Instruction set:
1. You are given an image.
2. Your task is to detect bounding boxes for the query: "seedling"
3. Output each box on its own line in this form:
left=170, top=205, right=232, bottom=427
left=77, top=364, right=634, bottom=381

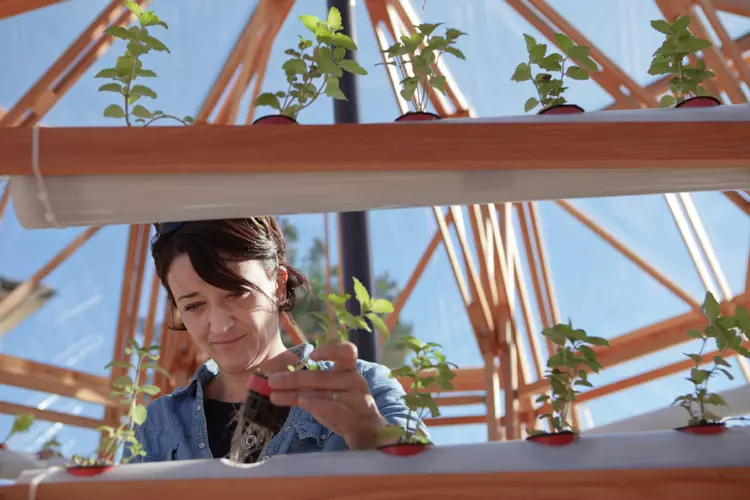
left=512, top=33, right=597, bottom=113
left=530, top=322, right=609, bottom=437
left=648, top=15, right=716, bottom=107
left=378, top=337, right=457, bottom=447
left=289, top=277, right=393, bottom=371
left=69, top=339, right=169, bottom=467
left=254, top=7, right=367, bottom=120
left=2, top=413, right=34, bottom=445
left=379, top=23, right=466, bottom=115
left=95, top=1, right=193, bottom=126
left=38, top=438, right=62, bottom=460
left=673, top=292, right=750, bottom=427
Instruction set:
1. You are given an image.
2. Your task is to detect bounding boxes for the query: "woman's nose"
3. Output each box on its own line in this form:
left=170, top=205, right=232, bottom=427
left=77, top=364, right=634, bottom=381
left=209, top=307, right=235, bottom=333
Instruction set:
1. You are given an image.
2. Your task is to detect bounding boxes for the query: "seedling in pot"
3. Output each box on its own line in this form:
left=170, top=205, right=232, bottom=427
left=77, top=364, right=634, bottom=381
left=253, top=7, right=367, bottom=124
left=648, top=15, right=717, bottom=108
left=379, top=23, right=466, bottom=121
left=511, top=33, right=598, bottom=115
left=673, top=291, right=750, bottom=435
left=67, top=339, right=169, bottom=474
left=0, top=413, right=34, bottom=450
left=95, top=1, right=193, bottom=127
left=377, top=337, right=457, bottom=455
left=529, top=322, right=610, bottom=446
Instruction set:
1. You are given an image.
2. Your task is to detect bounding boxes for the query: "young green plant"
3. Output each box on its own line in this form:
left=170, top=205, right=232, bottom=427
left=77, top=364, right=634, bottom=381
left=254, top=7, right=367, bottom=120
left=511, top=33, right=598, bottom=112
left=672, top=291, right=750, bottom=426
left=531, top=322, right=610, bottom=435
left=2, top=413, right=34, bottom=444
left=289, top=277, right=393, bottom=371
left=70, top=339, right=170, bottom=466
left=377, top=337, right=457, bottom=445
left=379, top=23, right=466, bottom=114
left=648, top=15, right=716, bottom=107
left=96, top=1, right=193, bottom=126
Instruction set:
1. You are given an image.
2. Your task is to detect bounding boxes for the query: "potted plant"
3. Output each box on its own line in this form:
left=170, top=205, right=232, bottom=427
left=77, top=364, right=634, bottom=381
left=66, top=339, right=168, bottom=476
left=528, top=322, right=610, bottom=446
left=95, top=1, right=193, bottom=127
left=380, top=23, right=466, bottom=122
left=376, top=336, right=457, bottom=456
left=511, top=33, right=598, bottom=115
left=648, top=15, right=718, bottom=108
left=252, top=6, right=367, bottom=126
left=37, top=438, right=62, bottom=461
left=672, top=291, right=750, bottom=435
left=0, top=413, right=34, bottom=450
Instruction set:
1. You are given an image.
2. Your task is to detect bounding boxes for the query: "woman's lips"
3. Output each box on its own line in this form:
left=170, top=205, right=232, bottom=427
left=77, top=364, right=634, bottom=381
left=212, top=335, right=246, bottom=346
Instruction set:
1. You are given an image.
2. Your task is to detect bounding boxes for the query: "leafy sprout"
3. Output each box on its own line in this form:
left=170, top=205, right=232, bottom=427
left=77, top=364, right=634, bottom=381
left=379, top=23, right=466, bottom=114
left=96, top=1, right=193, bottom=126
left=672, top=291, right=750, bottom=426
left=378, top=337, right=457, bottom=445
left=648, top=15, right=716, bottom=107
left=530, top=322, right=610, bottom=435
left=71, top=339, right=170, bottom=467
left=288, top=277, right=393, bottom=371
left=511, top=33, right=598, bottom=113
left=254, top=7, right=367, bottom=120
left=3, top=413, right=34, bottom=443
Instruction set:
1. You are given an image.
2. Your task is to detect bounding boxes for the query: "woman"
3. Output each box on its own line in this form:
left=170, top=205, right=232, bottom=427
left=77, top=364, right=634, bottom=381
left=132, top=217, right=425, bottom=463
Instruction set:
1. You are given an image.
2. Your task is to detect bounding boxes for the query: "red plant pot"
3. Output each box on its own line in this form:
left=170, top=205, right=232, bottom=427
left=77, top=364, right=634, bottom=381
left=252, top=115, right=298, bottom=125
left=395, top=111, right=441, bottom=122
left=247, top=372, right=271, bottom=397
left=377, top=443, right=430, bottom=456
left=675, top=422, right=726, bottom=435
left=538, top=104, right=585, bottom=115
left=526, top=431, right=578, bottom=446
left=675, top=96, right=721, bottom=108
left=66, top=465, right=114, bottom=477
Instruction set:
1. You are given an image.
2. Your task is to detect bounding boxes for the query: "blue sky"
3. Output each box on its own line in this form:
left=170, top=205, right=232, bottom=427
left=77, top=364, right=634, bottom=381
left=1, top=0, right=749, bottom=455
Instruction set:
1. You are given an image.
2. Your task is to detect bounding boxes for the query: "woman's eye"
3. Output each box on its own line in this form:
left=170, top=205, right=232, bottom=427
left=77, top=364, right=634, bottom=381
left=228, top=291, right=249, bottom=299
left=184, top=302, right=204, bottom=312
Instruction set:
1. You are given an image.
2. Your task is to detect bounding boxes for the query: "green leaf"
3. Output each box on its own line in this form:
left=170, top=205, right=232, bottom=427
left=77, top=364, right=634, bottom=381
left=139, top=384, right=161, bottom=396
left=95, top=68, right=119, bottom=79
left=339, top=59, right=368, bottom=75
left=430, top=75, right=447, bottom=94
left=555, top=33, right=575, bottom=52
left=103, top=104, right=126, bottom=119
left=10, top=413, right=34, bottom=436
left=443, top=46, right=466, bottom=60
left=671, top=15, right=691, bottom=33
left=105, top=25, right=135, bottom=41
left=687, top=328, right=703, bottom=339
left=417, top=23, right=441, bottom=37
left=522, top=97, right=539, bottom=112
left=112, top=375, right=133, bottom=388
left=282, top=58, right=307, bottom=75
left=327, top=6, right=342, bottom=30
left=105, top=360, right=132, bottom=369
left=133, top=404, right=147, bottom=425
left=136, top=68, right=157, bottom=78
left=529, top=43, right=547, bottom=63
left=707, top=393, right=728, bottom=407
left=683, top=38, right=712, bottom=53
left=367, top=313, right=390, bottom=339
left=254, top=92, right=282, bottom=110
left=523, top=34, right=537, bottom=52
left=719, top=368, right=734, bottom=380
left=130, top=84, right=157, bottom=99
left=133, top=104, right=154, bottom=118
left=299, top=14, right=320, bottom=32
left=565, top=66, right=588, bottom=80
left=124, top=0, right=142, bottom=17
left=690, top=368, right=711, bottom=384
left=713, top=355, right=730, bottom=367
left=538, top=53, right=563, bottom=71
left=660, top=93, right=676, bottom=107
left=369, top=298, right=394, bottom=314
left=651, top=19, right=672, bottom=35
left=140, top=11, right=168, bottom=29
left=703, top=291, right=721, bottom=321
left=98, top=83, right=123, bottom=93
left=578, top=345, right=596, bottom=361
left=352, top=277, right=370, bottom=307
left=142, top=35, right=169, bottom=53
left=330, top=33, right=357, bottom=51
left=685, top=353, right=703, bottom=363
left=511, top=62, right=532, bottom=82
left=584, top=336, right=609, bottom=347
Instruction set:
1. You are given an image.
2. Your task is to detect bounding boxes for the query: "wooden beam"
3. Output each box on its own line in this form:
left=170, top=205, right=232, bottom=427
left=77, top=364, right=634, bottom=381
left=3, top=119, right=750, bottom=176
left=713, top=0, right=750, bottom=16
left=0, top=401, right=103, bottom=430
left=724, top=191, right=750, bottom=215
left=0, top=180, right=10, bottom=228
left=0, top=354, right=112, bottom=406
left=697, top=0, right=750, bottom=88
left=0, top=0, right=68, bottom=20
left=397, top=367, right=485, bottom=393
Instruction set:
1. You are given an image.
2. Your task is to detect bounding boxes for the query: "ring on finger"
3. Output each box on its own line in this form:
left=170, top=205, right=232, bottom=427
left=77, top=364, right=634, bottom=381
left=332, top=390, right=340, bottom=403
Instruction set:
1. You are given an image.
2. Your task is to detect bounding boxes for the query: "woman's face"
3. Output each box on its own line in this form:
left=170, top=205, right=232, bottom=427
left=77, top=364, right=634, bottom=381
left=166, top=253, right=287, bottom=373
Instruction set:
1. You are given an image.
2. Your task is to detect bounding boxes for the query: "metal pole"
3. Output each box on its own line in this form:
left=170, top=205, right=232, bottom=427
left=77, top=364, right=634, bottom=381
left=327, top=0, right=378, bottom=362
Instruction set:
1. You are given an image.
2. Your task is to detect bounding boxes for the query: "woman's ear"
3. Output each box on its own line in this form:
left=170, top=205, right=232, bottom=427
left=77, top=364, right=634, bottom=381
left=276, top=265, right=288, bottom=300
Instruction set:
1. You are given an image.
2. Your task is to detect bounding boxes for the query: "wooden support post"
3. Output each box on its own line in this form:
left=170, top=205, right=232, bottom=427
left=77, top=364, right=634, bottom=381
left=483, top=353, right=500, bottom=441
left=0, top=180, right=10, bottom=229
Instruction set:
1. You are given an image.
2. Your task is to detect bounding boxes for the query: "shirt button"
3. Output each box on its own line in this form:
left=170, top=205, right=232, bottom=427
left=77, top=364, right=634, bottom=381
left=284, top=426, right=291, bottom=432
left=196, top=404, right=202, bottom=411
left=198, top=442, right=206, bottom=449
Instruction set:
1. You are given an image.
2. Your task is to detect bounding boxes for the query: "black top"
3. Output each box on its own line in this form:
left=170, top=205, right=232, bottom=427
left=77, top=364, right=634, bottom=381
left=204, top=398, right=290, bottom=463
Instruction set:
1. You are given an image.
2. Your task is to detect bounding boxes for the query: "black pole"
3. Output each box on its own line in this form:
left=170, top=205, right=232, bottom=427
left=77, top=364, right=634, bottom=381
left=327, top=0, right=378, bottom=363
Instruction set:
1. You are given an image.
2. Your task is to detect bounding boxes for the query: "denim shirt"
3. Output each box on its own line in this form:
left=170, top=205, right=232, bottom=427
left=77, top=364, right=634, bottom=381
left=131, top=343, right=427, bottom=462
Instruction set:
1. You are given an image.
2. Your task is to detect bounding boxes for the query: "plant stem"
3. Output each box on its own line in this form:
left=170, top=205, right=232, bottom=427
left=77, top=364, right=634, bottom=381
left=529, top=60, right=545, bottom=109
left=143, top=114, right=190, bottom=127
left=122, top=53, right=140, bottom=128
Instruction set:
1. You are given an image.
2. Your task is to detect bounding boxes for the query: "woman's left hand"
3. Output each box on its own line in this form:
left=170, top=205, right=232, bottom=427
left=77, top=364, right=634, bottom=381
left=267, top=341, right=387, bottom=450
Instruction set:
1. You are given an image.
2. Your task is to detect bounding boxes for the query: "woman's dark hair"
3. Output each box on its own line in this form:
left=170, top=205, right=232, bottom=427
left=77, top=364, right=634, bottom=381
left=151, top=217, right=309, bottom=330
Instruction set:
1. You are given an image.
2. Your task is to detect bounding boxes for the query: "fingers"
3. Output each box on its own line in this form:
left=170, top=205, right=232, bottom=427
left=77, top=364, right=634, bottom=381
left=309, top=341, right=358, bottom=371
left=270, top=389, right=344, bottom=407
left=268, top=368, right=367, bottom=392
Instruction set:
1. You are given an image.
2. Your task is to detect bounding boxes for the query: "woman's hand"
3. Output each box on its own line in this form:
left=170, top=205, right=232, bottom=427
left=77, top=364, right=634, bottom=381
left=267, top=341, right=388, bottom=450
